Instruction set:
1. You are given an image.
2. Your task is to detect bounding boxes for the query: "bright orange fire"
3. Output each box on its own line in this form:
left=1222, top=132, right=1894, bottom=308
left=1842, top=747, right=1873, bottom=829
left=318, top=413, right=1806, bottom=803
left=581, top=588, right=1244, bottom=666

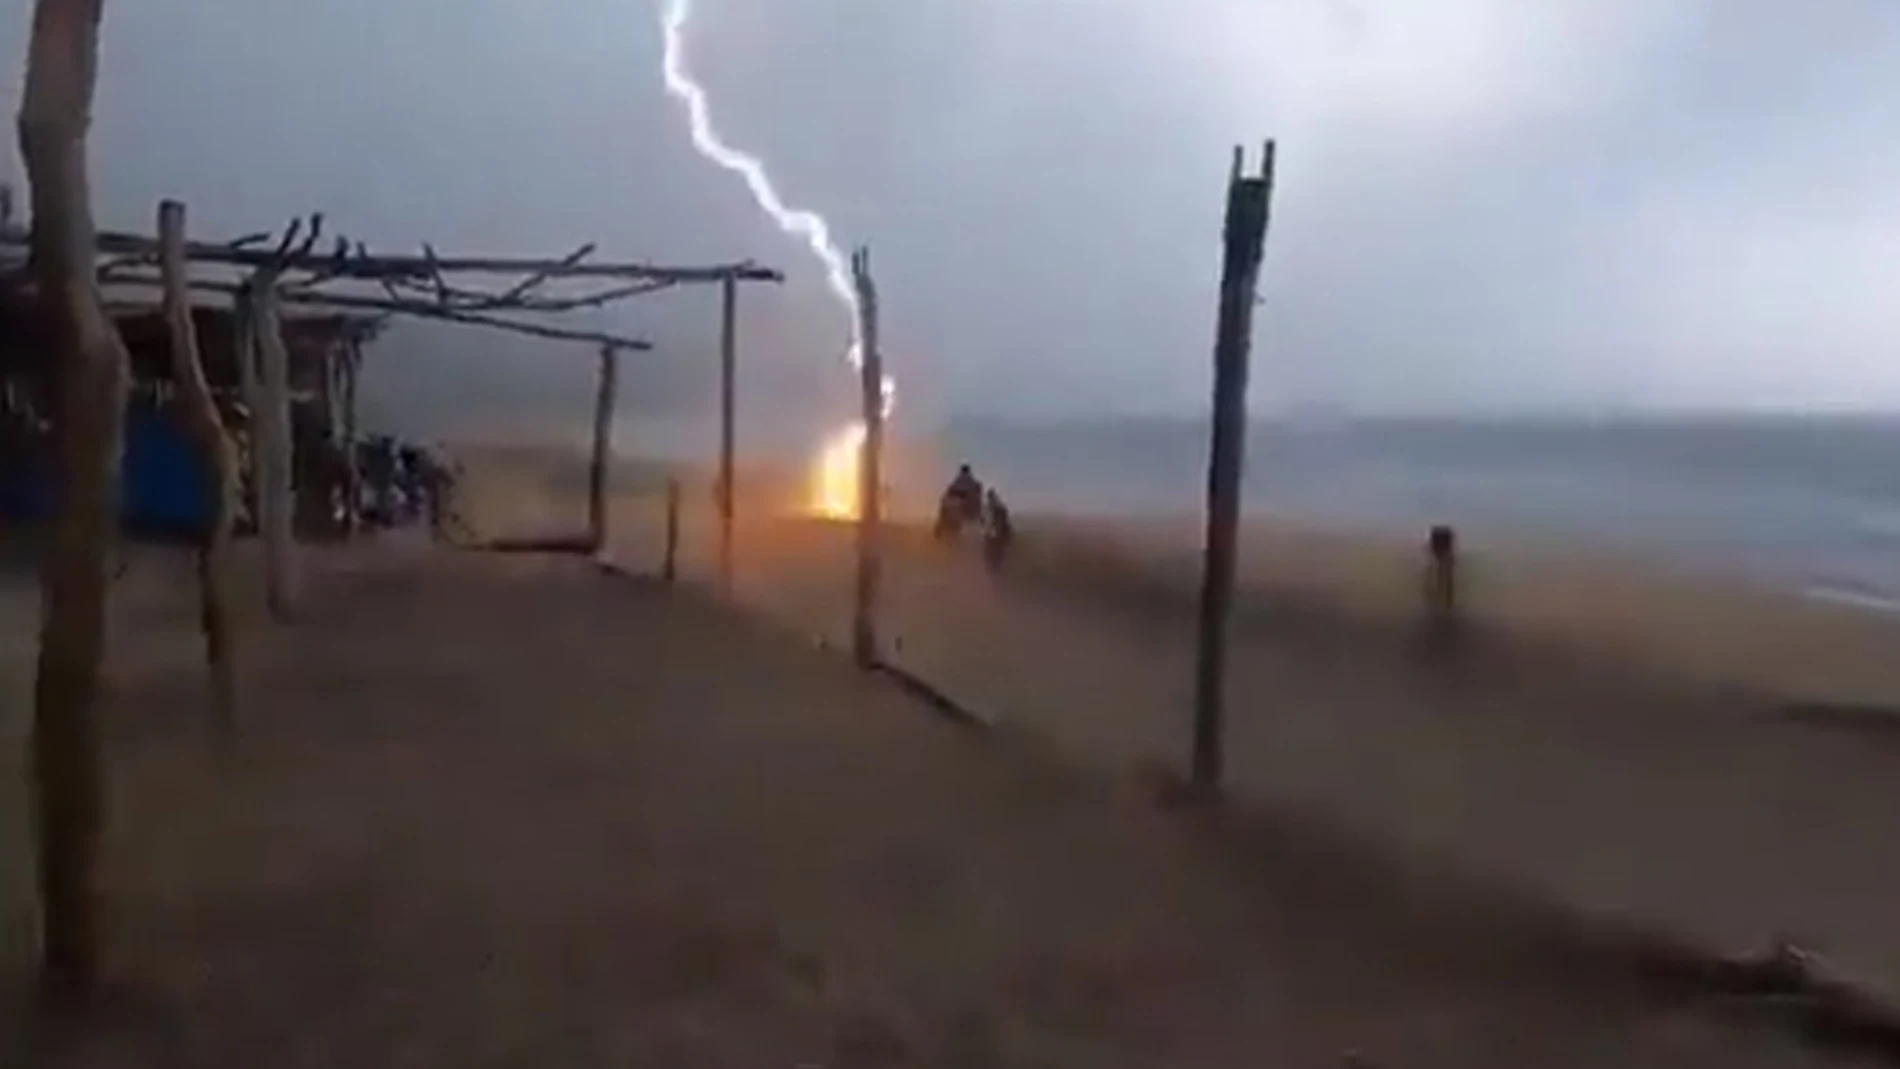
left=808, top=421, right=868, bottom=520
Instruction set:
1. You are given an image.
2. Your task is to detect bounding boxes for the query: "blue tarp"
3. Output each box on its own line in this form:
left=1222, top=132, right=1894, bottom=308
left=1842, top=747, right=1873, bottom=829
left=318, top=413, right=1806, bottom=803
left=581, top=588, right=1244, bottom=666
left=0, top=405, right=213, bottom=535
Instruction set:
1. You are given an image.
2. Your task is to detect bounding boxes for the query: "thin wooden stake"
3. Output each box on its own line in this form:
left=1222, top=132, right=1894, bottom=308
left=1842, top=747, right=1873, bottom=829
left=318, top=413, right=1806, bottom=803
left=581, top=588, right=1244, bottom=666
left=159, top=200, right=239, bottom=733
left=1190, top=142, right=1277, bottom=793
left=851, top=248, right=885, bottom=670
left=587, top=344, right=619, bottom=554
left=662, top=477, right=680, bottom=583
left=717, top=274, right=737, bottom=590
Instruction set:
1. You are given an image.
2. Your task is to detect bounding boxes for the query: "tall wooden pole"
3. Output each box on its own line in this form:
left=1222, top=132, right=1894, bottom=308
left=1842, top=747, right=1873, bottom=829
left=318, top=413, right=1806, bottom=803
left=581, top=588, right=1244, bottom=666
left=850, top=248, right=885, bottom=670
left=19, top=0, right=126, bottom=993
left=1190, top=142, right=1276, bottom=793
left=587, top=343, right=620, bottom=554
left=232, top=289, right=258, bottom=529
left=159, top=199, right=239, bottom=733
left=341, top=340, right=360, bottom=535
left=253, top=277, right=298, bottom=621
left=313, top=340, right=338, bottom=535
left=717, top=274, right=737, bottom=590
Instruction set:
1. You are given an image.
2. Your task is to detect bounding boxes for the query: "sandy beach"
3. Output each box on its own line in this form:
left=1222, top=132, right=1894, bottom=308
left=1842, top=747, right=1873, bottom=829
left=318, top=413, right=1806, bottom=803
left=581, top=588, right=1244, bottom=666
left=2, top=447, right=1898, bottom=1064
left=475, top=445, right=1900, bottom=1010
left=4, top=538, right=1866, bottom=1064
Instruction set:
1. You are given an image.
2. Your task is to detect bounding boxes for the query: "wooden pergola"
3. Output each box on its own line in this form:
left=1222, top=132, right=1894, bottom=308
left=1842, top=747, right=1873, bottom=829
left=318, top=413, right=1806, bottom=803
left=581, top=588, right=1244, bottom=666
left=1, top=210, right=780, bottom=590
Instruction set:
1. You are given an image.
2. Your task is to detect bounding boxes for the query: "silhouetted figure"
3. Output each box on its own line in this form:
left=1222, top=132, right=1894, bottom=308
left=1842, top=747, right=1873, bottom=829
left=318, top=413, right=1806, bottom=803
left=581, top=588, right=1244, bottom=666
left=362, top=436, right=397, bottom=527
left=982, top=487, right=1014, bottom=572
left=935, top=463, right=985, bottom=540
left=1423, top=523, right=1459, bottom=639
left=397, top=444, right=426, bottom=524
left=420, top=447, right=459, bottom=540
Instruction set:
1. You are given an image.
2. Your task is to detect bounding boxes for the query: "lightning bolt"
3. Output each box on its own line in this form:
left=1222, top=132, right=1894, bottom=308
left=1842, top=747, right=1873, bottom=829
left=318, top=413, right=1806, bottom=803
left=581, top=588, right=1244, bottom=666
left=659, top=0, right=895, bottom=418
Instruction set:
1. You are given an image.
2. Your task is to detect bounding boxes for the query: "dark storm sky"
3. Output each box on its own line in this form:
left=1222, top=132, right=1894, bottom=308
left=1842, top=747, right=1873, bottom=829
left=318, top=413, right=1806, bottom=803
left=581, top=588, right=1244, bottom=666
left=5, top=0, right=1899, bottom=444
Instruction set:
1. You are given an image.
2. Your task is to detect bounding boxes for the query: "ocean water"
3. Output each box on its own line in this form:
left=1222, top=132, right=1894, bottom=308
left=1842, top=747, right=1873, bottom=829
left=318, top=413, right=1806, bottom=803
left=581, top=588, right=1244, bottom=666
left=933, top=414, right=1900, bottom=608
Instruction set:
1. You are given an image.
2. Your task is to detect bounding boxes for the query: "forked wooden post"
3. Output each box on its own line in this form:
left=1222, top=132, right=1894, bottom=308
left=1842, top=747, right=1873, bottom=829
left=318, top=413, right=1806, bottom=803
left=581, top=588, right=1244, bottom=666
left=159, top=199, right=239, bottom=732
left=662, top=477, right=681, bottom=583
left=587, top=343, right=620, bottom=554
left=1190, top=142, right=1277, bottom=793
left=717, top=273, right=737, bottom=590
left=850, top=247, right=886, bottom=669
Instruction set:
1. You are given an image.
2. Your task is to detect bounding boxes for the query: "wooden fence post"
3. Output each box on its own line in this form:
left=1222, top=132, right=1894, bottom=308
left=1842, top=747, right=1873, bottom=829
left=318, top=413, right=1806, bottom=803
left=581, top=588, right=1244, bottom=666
left=850, top=248, right=885, bottom=670
left=663, top=476, right=680, bottom=583
left=587, top=343, right=619, bottom=554
left=253, top=277, right=298, bottom=621
left=717, top=273, right=737, bottom=590
left=1190, top=142, right=1276, bottom=793
left=159, top=199, right=239, bottom=732
left=340, top=340, right=360, bottom=535
left=232, top=288, right=258, bottom=528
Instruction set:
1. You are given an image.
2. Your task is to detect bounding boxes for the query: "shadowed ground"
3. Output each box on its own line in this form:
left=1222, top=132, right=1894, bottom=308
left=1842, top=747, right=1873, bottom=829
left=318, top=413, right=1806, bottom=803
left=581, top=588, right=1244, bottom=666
left=0, top=542, right=1861, bottom=1067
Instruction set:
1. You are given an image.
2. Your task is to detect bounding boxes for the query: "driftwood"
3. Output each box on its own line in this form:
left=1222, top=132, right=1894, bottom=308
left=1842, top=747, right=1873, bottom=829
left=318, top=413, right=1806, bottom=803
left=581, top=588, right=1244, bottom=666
left=850, top=248, right=885, bottom=670
left=48, top=228, right=785, bottom=284
left=587, top=345, right=620, bottom=553
left=18, top=0, right=127, bottom=993
left=251, top=273, right=298, bottom=621
left=372, top=272, right=681, bottom=314
left=1190, top=143, right=1276, bottom=792
left=159, top=200, right=239, bottom=732
left=112, top=274, right=656, bottom=351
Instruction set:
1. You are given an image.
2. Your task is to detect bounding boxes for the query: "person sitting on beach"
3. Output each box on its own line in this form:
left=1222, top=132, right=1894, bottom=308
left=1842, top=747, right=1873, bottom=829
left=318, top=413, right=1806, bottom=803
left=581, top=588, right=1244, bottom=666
left=981, top=487, right=1014, bottom=570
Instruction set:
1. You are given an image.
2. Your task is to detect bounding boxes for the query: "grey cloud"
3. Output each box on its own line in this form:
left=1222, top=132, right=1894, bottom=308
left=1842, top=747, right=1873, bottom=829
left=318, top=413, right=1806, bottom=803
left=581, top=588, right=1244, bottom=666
left=5, top=0, right=1900, bottom=445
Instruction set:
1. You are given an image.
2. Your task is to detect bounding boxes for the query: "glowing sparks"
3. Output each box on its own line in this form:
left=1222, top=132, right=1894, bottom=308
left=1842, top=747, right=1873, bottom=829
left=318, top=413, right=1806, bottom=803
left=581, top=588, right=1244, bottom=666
left=809, top=422, right=867, bottom=521
left=658, top=0, right=895, bottom=503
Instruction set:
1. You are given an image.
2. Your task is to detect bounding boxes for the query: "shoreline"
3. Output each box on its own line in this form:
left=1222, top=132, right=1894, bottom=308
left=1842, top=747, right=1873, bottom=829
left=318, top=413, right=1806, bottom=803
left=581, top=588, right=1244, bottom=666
left=450, top=446, right=1900, bottom=1013
left=454, top=443, right=1900, bottom=710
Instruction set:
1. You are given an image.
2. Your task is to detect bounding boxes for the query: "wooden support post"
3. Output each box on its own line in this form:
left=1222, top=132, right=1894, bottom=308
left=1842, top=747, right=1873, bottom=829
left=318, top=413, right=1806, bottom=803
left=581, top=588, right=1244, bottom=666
left=159, top=200, right=239, bottom=733
left=587, top=344, right=619, bottom=554
left=232, top=290, right=258, bottom=529
left=662, top=477, right=680, bottom=584
left=314, top=342, right=338, bottom=536
left=1190, top=142, right=1277, bottom=793
left=341, top=341, right=360, bottom=535
left=19, top=0, right=129, bottom=993
left=850, top=248, right=885, bottom=670
left=253, top=277, right=298, bottom=621
left=717, top=273, right=737, bottom=590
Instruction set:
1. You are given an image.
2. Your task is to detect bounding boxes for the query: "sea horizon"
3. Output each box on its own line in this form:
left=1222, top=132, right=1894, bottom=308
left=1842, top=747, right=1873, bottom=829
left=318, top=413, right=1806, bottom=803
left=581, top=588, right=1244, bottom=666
left=925, top=410, right=1900, bottom=610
